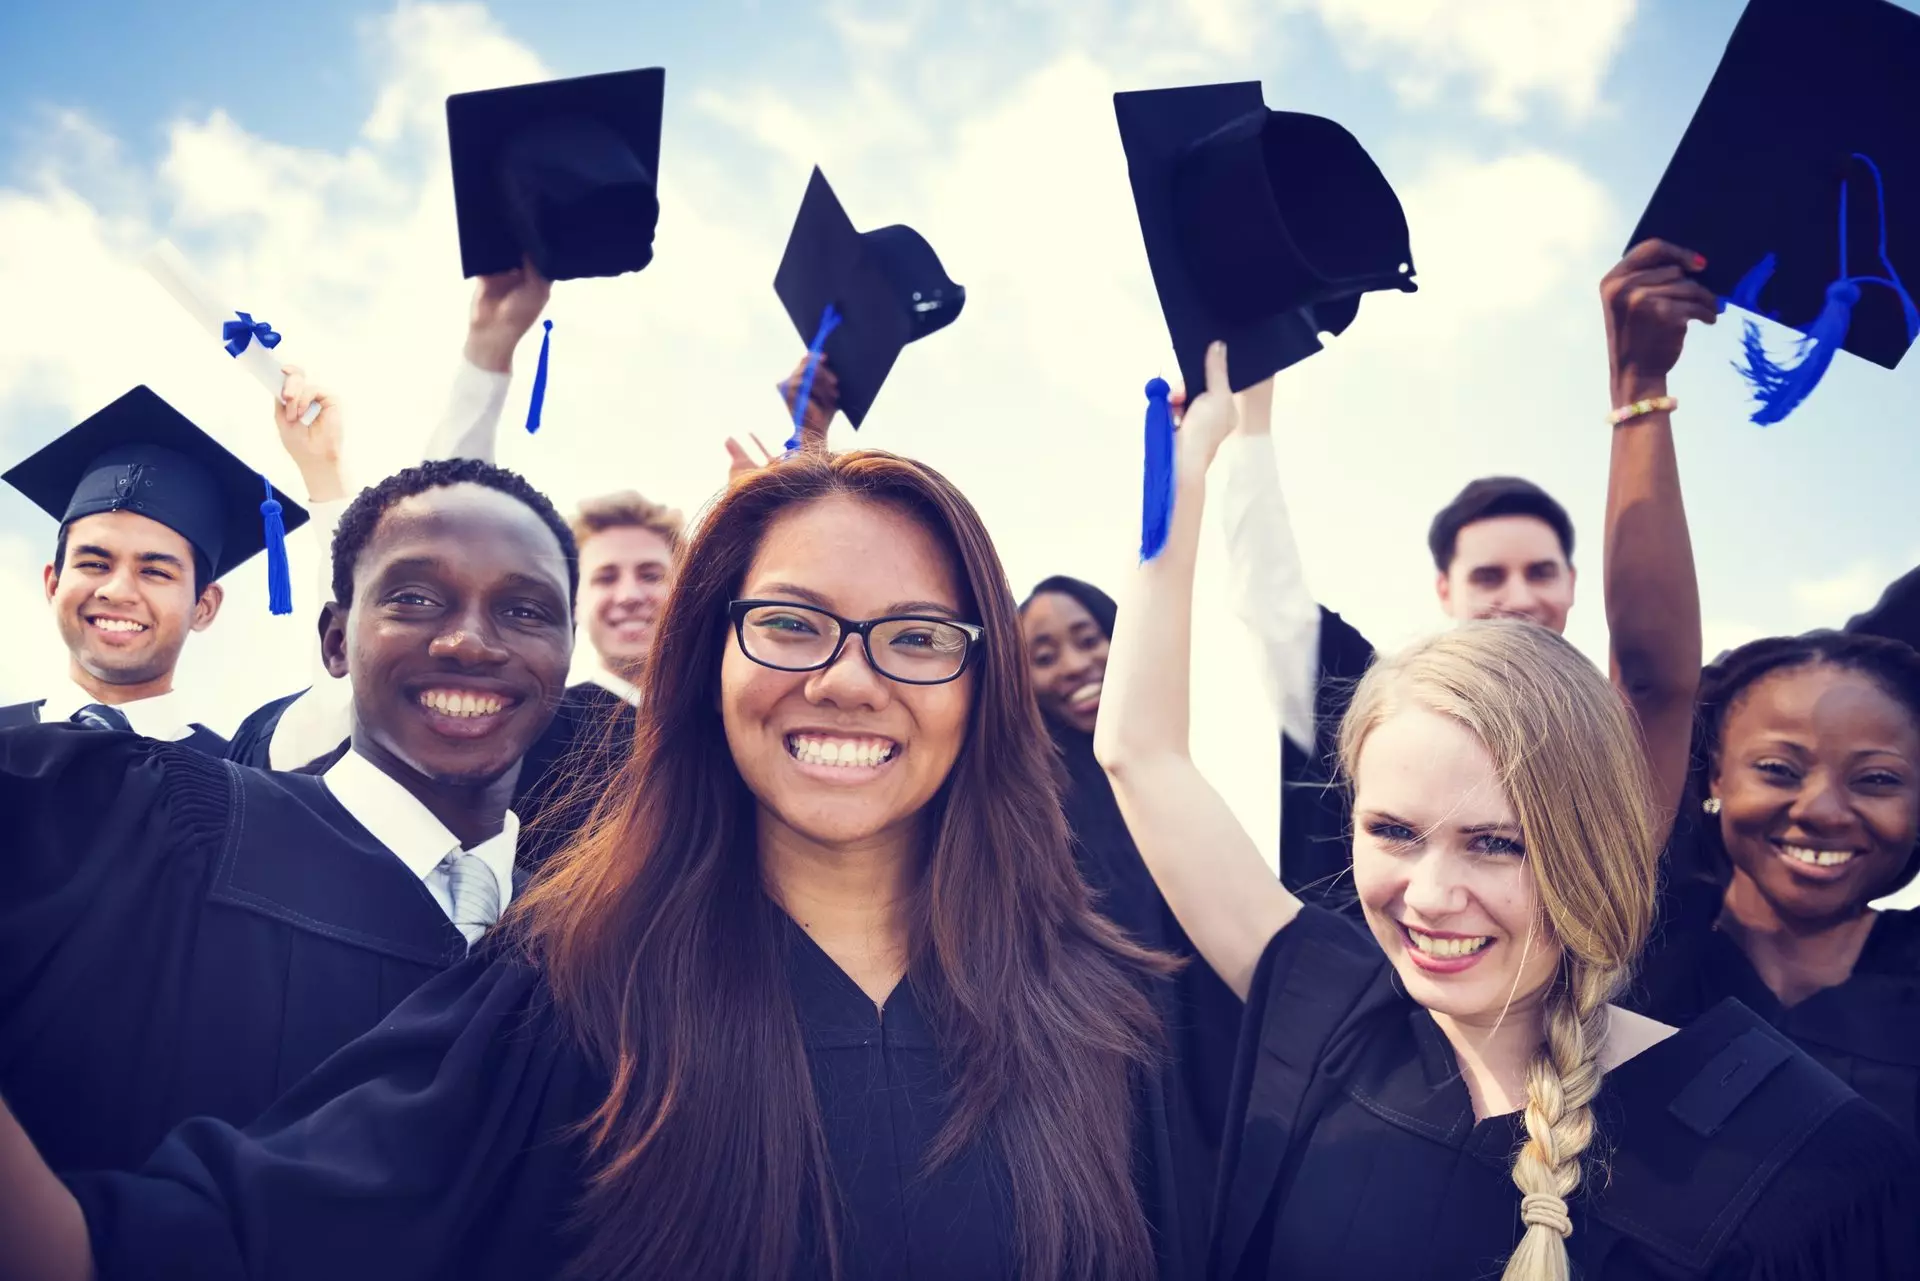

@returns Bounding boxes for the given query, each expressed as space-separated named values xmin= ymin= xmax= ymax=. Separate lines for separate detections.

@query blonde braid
xmin=1500 ymin=966 xmax=1616 ymax=1281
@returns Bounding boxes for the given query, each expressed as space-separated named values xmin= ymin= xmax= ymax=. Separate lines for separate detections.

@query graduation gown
xmin=0 ymin=697 xmax=229 ymax=756
xmin=69 ymin=910 xmax=1186 ymax=1281
xmin=1276 ymin=606 xmax=1374 ymax=912
xmin=512 ymin=680 xmax=637 ymax=869
xmin=0 ymin=724 xmax=465 ymax=1174
xmin=1845 ymin=561 xmax=1920 ymax=648
xmin=1213 ymin=906 xmax=1920 ymax=1280
xmin=1052 ymin=720 xmax=1243 ymax=1279
xmin=1631 ymin=877 xmax=1920 ymax=1136
xmin=227 ymin=680 xmax=633 ymax=869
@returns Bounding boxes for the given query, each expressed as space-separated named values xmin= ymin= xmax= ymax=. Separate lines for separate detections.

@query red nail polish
xmin=1693 ymin=253 xmax=1707 ymax=270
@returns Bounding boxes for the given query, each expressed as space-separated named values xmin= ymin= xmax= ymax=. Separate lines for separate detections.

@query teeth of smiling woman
xmin=90 ymin=618 xmax=146 ymax=633
xmin=788 ymin=735 xmax=897 ymax=768
xmin=418 ymin=689 xmax=505 ymax=718
xmin=1782 ymin=845 xmax=1857 ymax=868
xmin=1405 ymin=928 xmax=1492 ymax=959
xmin=1067 ymin=682 xmax=1103 ymax=709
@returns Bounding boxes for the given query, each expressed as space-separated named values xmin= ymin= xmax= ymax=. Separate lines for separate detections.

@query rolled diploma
xmin=142 ymin=241 xmax=321 ymax=425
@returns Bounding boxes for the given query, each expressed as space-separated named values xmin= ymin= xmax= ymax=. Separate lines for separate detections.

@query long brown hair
xmin=512 ymin=450 xmax=1167 ymax=1281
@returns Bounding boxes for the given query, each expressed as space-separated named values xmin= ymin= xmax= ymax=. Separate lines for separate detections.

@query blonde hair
xmin=1337 ymin=621 xmax=1660 ymax=1281
xmin=570 ymin=490 xmax=686 ymax=559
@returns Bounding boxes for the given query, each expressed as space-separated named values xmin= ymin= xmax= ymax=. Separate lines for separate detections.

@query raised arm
xmin=424 ymin=260 xmax=552 ymax=463
xmin=1212 ymin=377 xmax=1322 ymax=753
xmin=1599 ymin=240 xmax=1714 ymax=825
xmin=1095 ymin=343 xmax=1304 ymax=999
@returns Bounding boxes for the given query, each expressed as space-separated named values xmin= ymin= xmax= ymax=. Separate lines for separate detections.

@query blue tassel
xmin=1726 ymin=253 xmax=1778 ymax=318
xmin=1140 ymin=377 xmax=1174 ymax=561
xmin=1724 ymin=153 xmax=1920 ymax=426
xmin=1737 ymin=280 xmax=1859 ymax=426
xmin=260 ymin=475 xmax=293 ymax=616
xmin=524 ymin=319 xmax=553 ymax=434
xmin=785 ymin=303 xmax=842 ymax=453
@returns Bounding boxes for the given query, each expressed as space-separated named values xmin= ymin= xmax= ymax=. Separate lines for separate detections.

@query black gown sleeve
xmin=1728 ymin=1094 xmax=1920 ymax=1279
xmin=1844 ymin=563 xmax=1920 ymax=648
xmin=67 ymin=952 xmax=599 ymax=1281
xmin=0 ymin=726 xmax=223 ymax=1022
xmin=224 ymin=689 xmax=306 ymax=768
xmin=1278 ymin=608 xmax=1375 ymax=910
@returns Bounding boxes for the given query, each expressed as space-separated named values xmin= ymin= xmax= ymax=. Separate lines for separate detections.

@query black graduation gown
xmin=226 ymin=680 xmax=634 ymax=869
xmin=1052 ymin=722 xmax=1242 ymax=1279
xmin=1846 ymin=562 xmax=1920 ymax=648
xmin=1276 ymin=606 xmax=1374 ymax=912
xmin=0 ymin=724 xmax=464 ymax=1174
xmin=1631 ymin=876 xmax=1920 ymax=1136
xmin=0 ymin=697 xmax=229 ymax=755
xmin=1214 ymin=907 xmax=1920 ymax=1280
xmin=513 ymin=680 xmax=637 ymax=869
xmin=68 ymin=911 xmax=1183 ymax=1281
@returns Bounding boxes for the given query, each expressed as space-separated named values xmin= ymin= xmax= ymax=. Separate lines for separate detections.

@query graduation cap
xmin=1630 ymin=0 xmax=1920 ymax=424
xmin=1114 ymin=81 xmax=1417 ymax=398
xmin=447 ymin=67 xmax=665 ymax=282
xmin=773 ymin=167 xmax=966 ymax=431
xmin=1 ymin=386 xmax=310 ymax=613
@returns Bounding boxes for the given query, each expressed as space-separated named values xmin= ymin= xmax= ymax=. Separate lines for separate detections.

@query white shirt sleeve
xmin=1211 ymin=434 xmax=1321 ymax=753
xmin=422 ymin=360 xmax=512 ymax=463
xmin=265 ymin=495 xmax=353 ymax=771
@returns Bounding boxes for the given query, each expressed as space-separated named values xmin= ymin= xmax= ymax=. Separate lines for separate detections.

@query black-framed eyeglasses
xmin=729 ymin=599 xmax=984 ymax=686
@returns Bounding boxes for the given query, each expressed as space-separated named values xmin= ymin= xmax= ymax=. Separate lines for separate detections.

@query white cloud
xmin=1306 ymin=0 xmax=1639 ymax=122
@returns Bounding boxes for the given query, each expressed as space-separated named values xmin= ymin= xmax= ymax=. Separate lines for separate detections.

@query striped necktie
xmin=71 ymin=703 xmax=133 ymax=733
xmin=441 ymin=851 xmax=501 ymax=948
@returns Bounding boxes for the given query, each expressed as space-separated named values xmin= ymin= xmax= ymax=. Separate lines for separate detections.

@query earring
xmin=1702 ymin=797 xmax=1722 ymax=815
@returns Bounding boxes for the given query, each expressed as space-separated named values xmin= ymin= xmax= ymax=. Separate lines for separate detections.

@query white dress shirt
xmin=322 ymin=746 xmax=518 ymax=927
xmin=265 ymin=360 xmax=513 ymax=771
xmin=39 ymin=679 xmax=199 ymax=742
xmin=584 ymin=665 xmax=642 ymax=708
xmin=1213 ymin=433 xmax=1323 ymax=754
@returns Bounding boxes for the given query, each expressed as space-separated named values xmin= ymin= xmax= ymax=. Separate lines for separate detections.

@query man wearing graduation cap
xmin=0 ymin=386 xmax=308 ymax=753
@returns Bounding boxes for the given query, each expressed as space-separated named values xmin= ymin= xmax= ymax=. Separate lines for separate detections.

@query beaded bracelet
xmin=1608 ymin=396 xmax=1678 ymax=427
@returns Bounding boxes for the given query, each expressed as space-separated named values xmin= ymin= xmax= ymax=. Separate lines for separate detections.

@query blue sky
xmin=2 ymin=0 xmax=1916 ymax=850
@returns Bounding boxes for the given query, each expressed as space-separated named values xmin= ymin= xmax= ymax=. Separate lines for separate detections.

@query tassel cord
xmin=785 ymin=303 xmax=842 ymax=453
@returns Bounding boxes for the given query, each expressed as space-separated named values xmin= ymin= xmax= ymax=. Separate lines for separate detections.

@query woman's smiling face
xmin=1351 ymin=706 xmax=1562 ymax=1026
xmin=1712 ymin=662 xmax=1920 ymax=924
xmin=720 ymin=493 xmax=976 ymax=855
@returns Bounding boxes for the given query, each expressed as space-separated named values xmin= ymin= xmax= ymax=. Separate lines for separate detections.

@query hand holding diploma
xmin=142 ymin=240 xmax=322 ymax=425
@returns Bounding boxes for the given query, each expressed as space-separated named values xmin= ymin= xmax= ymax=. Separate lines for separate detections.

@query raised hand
xmin=724 ymin=432 xmax=779 ymax=483
xmin=1602 ymin=240 xmax=1718 ymax=400
xmin=464 ymin=257 xmax=553 ymax=374
xmin=777 ymin=355 xmax=840 ymax=452
xmin=275 ymin=365 xmax=347 ymax=502
xmin=1174 ymin=341 xmax=1239 ymax=477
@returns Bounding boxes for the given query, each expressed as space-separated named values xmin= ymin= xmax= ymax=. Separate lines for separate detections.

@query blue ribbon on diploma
xmin=222 ymin=311 xmax=283 ymax=358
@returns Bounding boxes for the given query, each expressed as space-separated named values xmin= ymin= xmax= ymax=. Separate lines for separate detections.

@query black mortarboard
xmin=1631 ymin=0 xmax=1920 ymax=419
xmin=2 ymin=386 xmax=309 ymax=606
xmin=1115 ymin=81 xmax=1416 ymax=396
xmin=447 ymin=68 xmax=665 ymax=281
xmin=773 ymin=167 xmax=966 ymax=429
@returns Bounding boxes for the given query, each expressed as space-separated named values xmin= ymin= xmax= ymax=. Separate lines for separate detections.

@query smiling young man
xmin=0 ymin=386 xmax=309 ymax=751
xmin=0 ymin=456 xmax=576 ymax=1177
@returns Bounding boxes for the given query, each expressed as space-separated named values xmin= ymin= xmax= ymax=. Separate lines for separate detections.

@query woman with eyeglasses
xmin=0 ymin=451 xmax=1188 ymax=1281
